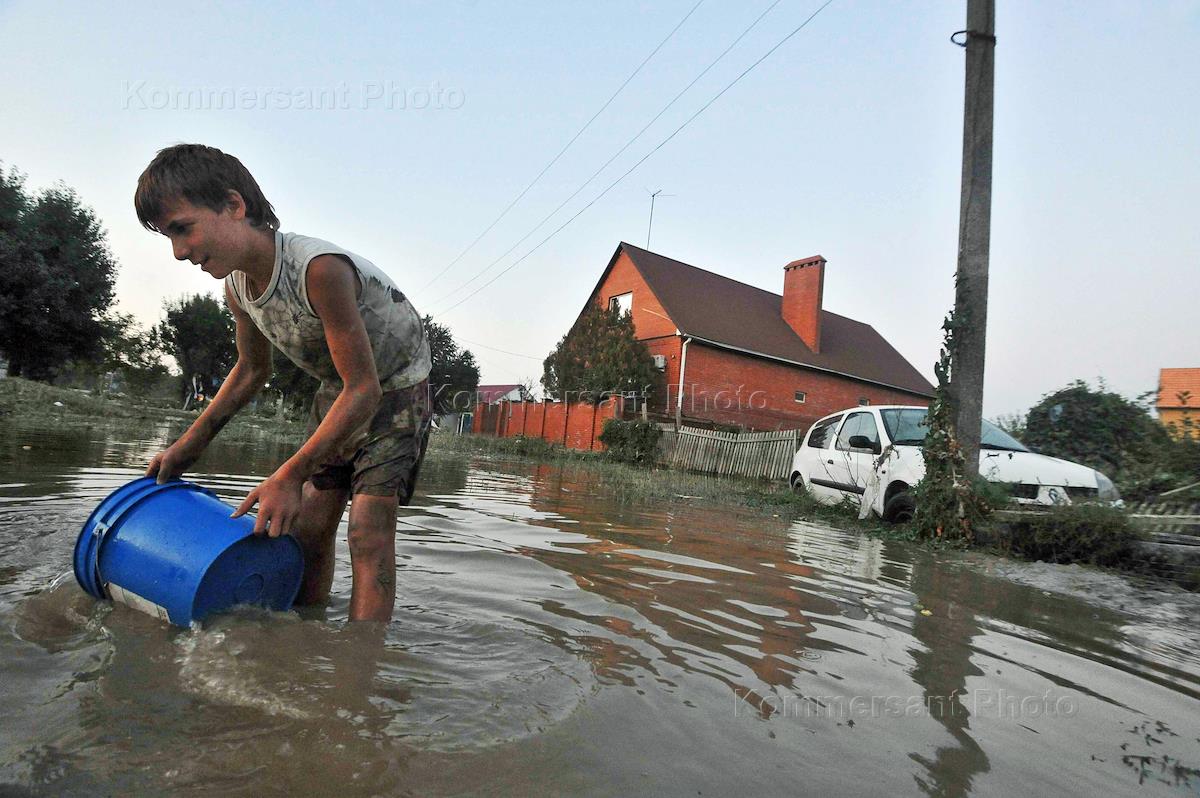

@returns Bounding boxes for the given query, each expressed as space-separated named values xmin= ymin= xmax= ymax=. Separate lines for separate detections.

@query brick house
xmin=577 ymin=242 xmax=934 ymax=430
xmin=1157 ymin=368 xmax=1200 ymax=440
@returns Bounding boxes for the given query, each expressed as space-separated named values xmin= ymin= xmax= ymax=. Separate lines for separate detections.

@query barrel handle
xmin=88 ymin=480 xmax=214 ymax=599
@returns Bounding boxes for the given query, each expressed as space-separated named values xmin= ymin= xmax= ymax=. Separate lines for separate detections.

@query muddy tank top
xmin=226 ymin=231 xmax=431 ymax=392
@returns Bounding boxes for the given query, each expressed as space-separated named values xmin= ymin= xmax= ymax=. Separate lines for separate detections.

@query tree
xmin=269 ymin=347 xmax=320 ymax=415
xmin=1024 ymin=381 xmax=1166 ymax=478
xmin=1021 ymin=380 xmax=1200 ymax=501
xmin=423 ymin=315 xmax=480 ymax=413
xmin=541 ymin=305 xmax=659 ymax=405
xmin=156 ymin=294 xmax=237 ymax=400
xmin=0 ymin=171 xmax=119 ymax=379
xmin=95 ymin=312 xmax=170 ymax=395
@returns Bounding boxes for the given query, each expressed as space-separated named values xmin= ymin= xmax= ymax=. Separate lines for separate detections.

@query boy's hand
xmin=145 ymin=439 xmax=203 ymax=484
xmin=231 ymin=470 xmax=304 ymax=537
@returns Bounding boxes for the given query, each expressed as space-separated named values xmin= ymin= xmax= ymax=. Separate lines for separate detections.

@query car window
xmin=806 ymin=415 xmax=842 ymax=448
xmin=878 ymin=408 xmax=1030 ymax=452
xmin=880 ymin=408 xmax=930 ymax=445
xmin=836 ymin=412 xmax=879 ymax=451
xmin=981 ymin=419 xmax=1029 ymax=452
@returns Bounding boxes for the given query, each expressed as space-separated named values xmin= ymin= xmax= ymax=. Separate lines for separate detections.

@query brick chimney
xmin=782 ymin=255 xmax=825 ymax=352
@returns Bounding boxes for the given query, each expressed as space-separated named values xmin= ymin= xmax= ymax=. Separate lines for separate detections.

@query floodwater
xmin=1 ymin=421 xmax=1199 ymax=797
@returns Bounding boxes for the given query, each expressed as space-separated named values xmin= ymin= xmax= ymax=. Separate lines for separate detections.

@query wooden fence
xmin=657 ymin=424 xmax=800 ymax=480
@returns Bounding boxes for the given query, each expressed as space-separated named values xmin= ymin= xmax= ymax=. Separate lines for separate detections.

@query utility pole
xmin=951 ymin=0 xmax=995 ymax=472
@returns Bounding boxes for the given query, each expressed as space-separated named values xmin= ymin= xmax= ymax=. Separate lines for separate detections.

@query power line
xmin=456 ymin=336 xmax=543 ymax=361
xmin=433 ymin=0 xmax=837 ymax=317
xmin=424 ymin=0 xmax=784 ymax=312
xmin=414 ymin=0 xmax=705 ymax=297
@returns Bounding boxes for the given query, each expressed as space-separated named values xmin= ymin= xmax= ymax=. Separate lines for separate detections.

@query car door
xmin=813 ymin=411 xmax=882 ymax=500
xmin=798 ymin=414 xmax=844 ymax=502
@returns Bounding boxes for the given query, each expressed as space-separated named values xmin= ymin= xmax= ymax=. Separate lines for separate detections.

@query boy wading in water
xmin=136 ymin=144 xmax=432 ymax=622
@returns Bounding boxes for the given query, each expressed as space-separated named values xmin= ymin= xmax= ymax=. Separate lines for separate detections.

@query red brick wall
xmin=593 ymin=251 xmax=678 ymax=340
xmin=582 ymin=251 xmax=684 ymax=415
xmin=544 ymin=402 xmax=567 ymax=444
xmin=471 ymin=400 xmax=621 ymax=451
xmin=675 ymin=342 xmax=930 ymax=431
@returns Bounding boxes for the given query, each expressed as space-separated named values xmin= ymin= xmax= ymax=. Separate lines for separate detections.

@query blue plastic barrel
xmin=73 ymin=477 xmax=304 ymax=626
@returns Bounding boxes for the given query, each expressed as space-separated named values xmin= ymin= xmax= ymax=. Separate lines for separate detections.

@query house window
xmin=794 ymin=391 xmax=806 ymax=403
xmin=608 ymin=292 xmax=632 ymax=316
xmin=858 ymin=398 xmax=870 ymax=406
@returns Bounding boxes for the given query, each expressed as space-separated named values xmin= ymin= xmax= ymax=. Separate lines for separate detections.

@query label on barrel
xmin=107 ymin=582 xmax=171 ymax=622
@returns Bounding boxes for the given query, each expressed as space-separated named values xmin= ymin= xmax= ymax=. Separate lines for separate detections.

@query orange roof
xmin=1158 ymin=368 xmax=1200 ymax=409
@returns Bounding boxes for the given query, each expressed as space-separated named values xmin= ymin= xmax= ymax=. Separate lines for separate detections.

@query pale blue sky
xmin=2 ymin=1 xmax=1196 ymax=417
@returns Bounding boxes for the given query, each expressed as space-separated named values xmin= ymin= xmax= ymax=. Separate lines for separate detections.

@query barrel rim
xmin=188 ymin=533 xmax=305 ymax=621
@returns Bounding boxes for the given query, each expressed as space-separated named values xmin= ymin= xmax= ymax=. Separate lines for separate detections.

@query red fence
xmin=471 ymin=398 xmax=624 ymax=451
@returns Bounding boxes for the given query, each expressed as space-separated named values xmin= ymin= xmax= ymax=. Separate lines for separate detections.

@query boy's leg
xmin=292 ymin=480 xmax=351 ymax=605
xmin=344 ymin=379 xmax=431 ymax=622
xmin=346 ymin=493 xmax=400 ymax=622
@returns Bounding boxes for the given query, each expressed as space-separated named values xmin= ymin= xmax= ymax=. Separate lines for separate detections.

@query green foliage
xmin=1025 ymin=380 xmax=1163 ymax=476
xmin=914 ymin=310 xmax=991 ymax=540
xmin=1004 ymin=504 xmax=1141 ymax=567
xmin=542 ymin=305 xmax=659 ymax=405
xmin=0 ymin=167 xmax=119 ymax=380
xmin=156 ymin=294 xmax=236 ymax=399
xmin=423 ymin=315 xmax=481 ymax=413
xmin=598 ymin=419 xmax=663 ymax=465
xmin=992 ymin=412 xmax=1026 ymax=441
xmin=269 ymin=348 xmax=319 ymax=414
xmin=94 ymin=313 xmax=170 ymax=395
xmin=1023 ymin=380 xmax=1200 ymax=501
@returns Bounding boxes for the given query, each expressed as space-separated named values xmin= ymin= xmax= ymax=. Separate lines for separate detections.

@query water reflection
xmin=907 ymin=560 xmax=990 ymax=796
xmin=2 ymin=422 xmax=1200 ymax=796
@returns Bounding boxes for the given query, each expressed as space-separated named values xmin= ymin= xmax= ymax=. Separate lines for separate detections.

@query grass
xmin=0 ymin=376 xmax=307 ymax=442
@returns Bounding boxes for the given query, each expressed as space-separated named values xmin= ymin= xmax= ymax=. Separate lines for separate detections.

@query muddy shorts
xmin=307 ymin=379 xmax=432 ymax=502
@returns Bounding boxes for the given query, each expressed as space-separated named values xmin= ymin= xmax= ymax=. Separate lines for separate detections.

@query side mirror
xmin=848 ymin=435 xmax=880 ymax=454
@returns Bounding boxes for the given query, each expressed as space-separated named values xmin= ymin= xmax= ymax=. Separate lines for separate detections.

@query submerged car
xmin=789 ymin=405 xmax=1120 ymax=522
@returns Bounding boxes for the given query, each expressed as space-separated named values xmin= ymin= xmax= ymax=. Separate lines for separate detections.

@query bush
xmin=598 ymin=419 xmax=662 ymax=465
xmin=1004 ymin=504 xmax=1141 ymax=567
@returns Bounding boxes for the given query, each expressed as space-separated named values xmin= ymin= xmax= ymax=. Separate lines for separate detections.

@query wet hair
xmin=135 ymin=144 xmax=279 ymax=232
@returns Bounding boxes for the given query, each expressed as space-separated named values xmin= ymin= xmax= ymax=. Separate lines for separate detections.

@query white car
xmin=789 ymin=405 xmax=1120 ymax=522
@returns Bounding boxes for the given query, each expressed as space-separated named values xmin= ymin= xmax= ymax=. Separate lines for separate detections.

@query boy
xmin=135 ymin=144 xmax=431 ymax=622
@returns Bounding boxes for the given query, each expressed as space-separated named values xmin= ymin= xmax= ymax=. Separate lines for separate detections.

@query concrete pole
xmin=951 ymin=0 xmax=995 ymax=472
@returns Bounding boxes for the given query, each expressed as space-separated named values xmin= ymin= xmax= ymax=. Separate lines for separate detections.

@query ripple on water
xmin=3 ymin=431 xmax=1200 ymax=796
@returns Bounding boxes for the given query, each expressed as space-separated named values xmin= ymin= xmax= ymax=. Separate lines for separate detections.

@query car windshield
xmin=879 ymin=408 xmax=1029 ymax=452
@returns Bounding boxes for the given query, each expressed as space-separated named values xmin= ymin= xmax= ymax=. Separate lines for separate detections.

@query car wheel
xmin=883 ymin=491 xmax=915 ymax=523
xmin=789 ymin=473 xmax=806 ymax=495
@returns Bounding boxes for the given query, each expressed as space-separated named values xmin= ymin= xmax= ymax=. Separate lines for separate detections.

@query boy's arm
xmin=146 ymin=282 xmax=273 ymax=483
xmin=232 ymin=255 xmax=382 ymax=537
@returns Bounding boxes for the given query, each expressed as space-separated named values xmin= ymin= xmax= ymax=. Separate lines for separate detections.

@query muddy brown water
xmin=1 ymin=421 xmax=1199 ymax=797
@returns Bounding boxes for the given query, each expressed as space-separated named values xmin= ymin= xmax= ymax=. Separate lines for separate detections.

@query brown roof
xmin=1158 ymin=368 xmax=1200 ymax=409
xmin=613 ymin=243 xmax=934 ymax=397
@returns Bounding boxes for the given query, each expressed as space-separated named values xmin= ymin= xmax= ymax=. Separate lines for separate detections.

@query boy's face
xmin=156 ymin=196 xmax=253 ymax=280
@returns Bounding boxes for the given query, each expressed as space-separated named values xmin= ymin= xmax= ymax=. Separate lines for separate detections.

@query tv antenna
xmin=645 ymin=188 xmax=675 ymax=249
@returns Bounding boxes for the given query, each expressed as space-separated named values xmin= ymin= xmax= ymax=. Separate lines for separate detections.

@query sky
xmin=1 ymin=0 xmax=1196 ymax=418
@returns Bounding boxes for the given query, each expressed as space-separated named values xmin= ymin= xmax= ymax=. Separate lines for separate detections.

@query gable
xmin=583 ymin=247 xmax=680 ymax=340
